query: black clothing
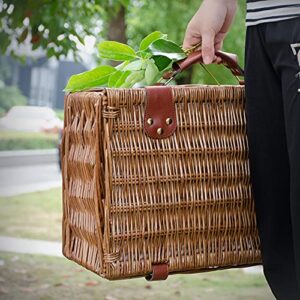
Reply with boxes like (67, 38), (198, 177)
(245, 17), (300, 299)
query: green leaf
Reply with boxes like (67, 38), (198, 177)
(64, 66), (115, 92)
(145, 60), (160, 85)
(46, 47), (56, 58)
(116, 71), (131, 87)
(32, 43), (40, 51)
(139, 31), (164, 52)
(0, 32), (11, 54)
(149, 39), (186, 61)
(152, 55), (172, 71)
(108, 70), (131, 88)
(124, 70), (145, 87)
(120, 0), (130, 7)
(108, 71), (122, 88)
(98, 41), (137, 61)
(123, 59), (147, 71)
(18, 28), (28, 43)
(115, 61), (129, 71)
(139, 50), (153, 59)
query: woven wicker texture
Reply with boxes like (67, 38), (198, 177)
(62, 85), (262, 280)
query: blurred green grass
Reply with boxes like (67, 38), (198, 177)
(0, 131), (59, 151)
(55, 109), (64, 121)
(0, 188), (62, 241)
(0, 252), (274, 300)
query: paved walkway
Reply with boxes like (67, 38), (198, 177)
(0, 149), (61, 197)
(0, 235), (263, 274)
(243, 265), (264, 274)
(0, 236), (62, 257)
(0, 164), (61, 197)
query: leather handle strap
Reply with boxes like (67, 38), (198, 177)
(169, 50), (244, 84)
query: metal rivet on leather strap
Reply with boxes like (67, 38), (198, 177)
(147, 118), (153, 125)
(157, 128), (163, 135)
(166, 117), (172, 125)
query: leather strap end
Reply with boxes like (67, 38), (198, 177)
(144, 86), (177, 139)
(145, 263), (169, 281)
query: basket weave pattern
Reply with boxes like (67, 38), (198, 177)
(62, 85), (262, 280)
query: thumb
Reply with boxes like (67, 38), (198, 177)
(201, 30), (215, 64)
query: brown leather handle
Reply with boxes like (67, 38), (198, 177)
(171, 50), (244, 83)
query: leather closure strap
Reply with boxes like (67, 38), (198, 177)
(145, 263), (169, 281)
(144, 86), (177, 139)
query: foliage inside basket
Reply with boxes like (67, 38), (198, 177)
(64, 31), (188, 92)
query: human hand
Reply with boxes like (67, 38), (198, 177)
(183, 0), (237, 64)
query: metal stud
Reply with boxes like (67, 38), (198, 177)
(147, 118), (153, 125)
(157, 127), (163, 135)
(166, 117), (173, 125)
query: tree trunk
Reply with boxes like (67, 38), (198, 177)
(107, 6), (127, 66)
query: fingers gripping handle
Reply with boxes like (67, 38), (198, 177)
(214, 51), (244, 77)
(170, 50), (244, 85)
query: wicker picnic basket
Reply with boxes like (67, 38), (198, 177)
(61, 51), (262, 281)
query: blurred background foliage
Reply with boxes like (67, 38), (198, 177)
(0, 57), (27, 116)
(0, 0), (246, 85)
